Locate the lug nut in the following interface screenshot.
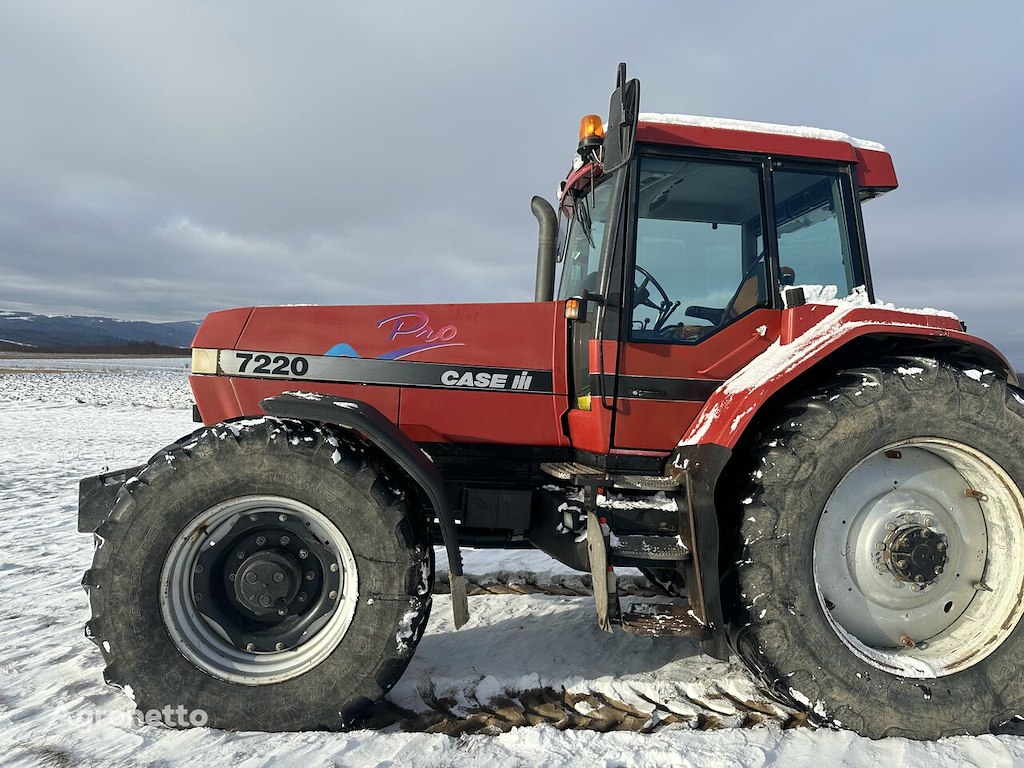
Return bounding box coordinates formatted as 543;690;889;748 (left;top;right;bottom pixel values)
249;514;258;521
194;593;203;602
277;609;286;616
256;536;266;546
885;522;897;532
195;564;204;574
228;573;236;582
875;542;886;551
278;514;288;522
329;590;338;600
297;592;307;602
275;642;285;651
280;536;290;545
935;566;944;575
937;542;947;551
258;595;272;607
330;563;339;573
272;571;286;584
299;549;308;559
305;571;315;581
890;579;902;589
245;642;255;651
923;517;935;527
897;559;908;569
236;550;246;560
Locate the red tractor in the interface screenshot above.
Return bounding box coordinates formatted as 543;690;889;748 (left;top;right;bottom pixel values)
80;65;1024;739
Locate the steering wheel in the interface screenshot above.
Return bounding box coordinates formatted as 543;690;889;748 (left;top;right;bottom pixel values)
634;265;679;331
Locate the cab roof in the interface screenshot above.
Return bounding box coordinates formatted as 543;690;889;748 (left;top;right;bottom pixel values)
636;112;897;194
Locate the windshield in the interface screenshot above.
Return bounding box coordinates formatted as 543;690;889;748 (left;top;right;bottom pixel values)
557;179;612;300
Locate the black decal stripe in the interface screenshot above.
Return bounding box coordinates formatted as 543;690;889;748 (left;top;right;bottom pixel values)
594;374;723;402
218;350;555;394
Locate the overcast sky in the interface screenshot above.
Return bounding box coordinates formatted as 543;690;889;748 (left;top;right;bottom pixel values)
1;2;1022;363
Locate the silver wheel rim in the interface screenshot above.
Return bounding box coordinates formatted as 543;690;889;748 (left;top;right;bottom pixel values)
160;495;359;685
814;438;1024;678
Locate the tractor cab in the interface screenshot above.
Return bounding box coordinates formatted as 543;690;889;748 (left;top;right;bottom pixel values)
549;70;898;455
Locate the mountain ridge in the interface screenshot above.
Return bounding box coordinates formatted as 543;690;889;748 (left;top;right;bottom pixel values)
0;310;199;351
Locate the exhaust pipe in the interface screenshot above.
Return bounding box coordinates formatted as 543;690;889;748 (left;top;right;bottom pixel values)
531;196;558;302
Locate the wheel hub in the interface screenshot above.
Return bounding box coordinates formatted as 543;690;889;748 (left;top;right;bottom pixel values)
234;550;302;616
814;438;1024;679
161;494;361;685
191;510;342;652
883;523;948;585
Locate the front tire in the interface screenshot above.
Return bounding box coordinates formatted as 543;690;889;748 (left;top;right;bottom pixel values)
728;360;1024;739
83;417;433;731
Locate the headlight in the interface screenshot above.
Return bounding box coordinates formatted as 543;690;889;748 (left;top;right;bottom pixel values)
190;348;219;374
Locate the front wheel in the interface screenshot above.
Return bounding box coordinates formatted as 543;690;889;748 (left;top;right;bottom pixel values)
728;360;1024;739
83;417;433;731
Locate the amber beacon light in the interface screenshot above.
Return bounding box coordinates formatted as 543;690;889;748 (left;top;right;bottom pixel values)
578;114;605;150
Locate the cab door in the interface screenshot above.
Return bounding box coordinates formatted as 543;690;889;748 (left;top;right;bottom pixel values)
611;152;866;451
611;152;778;451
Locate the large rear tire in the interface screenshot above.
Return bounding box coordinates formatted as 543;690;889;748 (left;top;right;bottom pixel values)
728;360;1024;739
83;417;433;731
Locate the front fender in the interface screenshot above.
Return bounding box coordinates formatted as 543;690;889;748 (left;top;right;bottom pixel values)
260;391;469;628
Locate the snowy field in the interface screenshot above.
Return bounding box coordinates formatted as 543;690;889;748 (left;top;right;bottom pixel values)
1;358;1023;767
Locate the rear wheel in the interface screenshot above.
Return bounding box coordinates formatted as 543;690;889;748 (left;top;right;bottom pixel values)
83;417;433;731
728;360;1024;739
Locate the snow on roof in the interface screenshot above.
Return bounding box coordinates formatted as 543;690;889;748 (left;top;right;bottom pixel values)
639;113;885;152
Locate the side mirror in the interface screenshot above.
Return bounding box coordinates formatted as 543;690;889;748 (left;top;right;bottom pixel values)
602;63;641;173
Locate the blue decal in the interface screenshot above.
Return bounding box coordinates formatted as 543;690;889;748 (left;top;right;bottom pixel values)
325;343;362;358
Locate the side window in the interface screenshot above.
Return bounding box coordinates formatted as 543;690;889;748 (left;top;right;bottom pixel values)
632;157;767;343
772;170;858;299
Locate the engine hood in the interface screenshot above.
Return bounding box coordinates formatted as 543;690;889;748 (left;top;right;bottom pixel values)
195;301;567;396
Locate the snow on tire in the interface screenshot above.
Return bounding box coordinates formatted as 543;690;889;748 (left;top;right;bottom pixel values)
727;359;1024;739
82;417;433;731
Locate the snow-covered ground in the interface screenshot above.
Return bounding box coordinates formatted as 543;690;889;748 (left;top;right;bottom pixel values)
1;358;1023;766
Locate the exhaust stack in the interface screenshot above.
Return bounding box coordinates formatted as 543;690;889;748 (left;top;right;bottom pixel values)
531;196;558;302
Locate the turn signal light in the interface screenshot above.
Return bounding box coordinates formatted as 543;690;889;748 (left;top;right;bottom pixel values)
564;297;589;322
578;114;605;142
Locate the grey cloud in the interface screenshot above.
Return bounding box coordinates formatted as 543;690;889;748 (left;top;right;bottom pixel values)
0;1;1021;364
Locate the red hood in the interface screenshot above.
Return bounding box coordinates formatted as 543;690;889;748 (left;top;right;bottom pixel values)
193;301;567;390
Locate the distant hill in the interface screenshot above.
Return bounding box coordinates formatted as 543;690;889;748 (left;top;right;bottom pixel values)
0;311;199;352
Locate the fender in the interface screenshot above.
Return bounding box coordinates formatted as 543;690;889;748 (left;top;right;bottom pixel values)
667;304;1013;657
679;303;1014;450
259;392;469;628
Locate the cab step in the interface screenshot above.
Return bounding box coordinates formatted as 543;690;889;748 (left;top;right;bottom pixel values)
612;534;689;561
618;599;708;638
540;461;680;491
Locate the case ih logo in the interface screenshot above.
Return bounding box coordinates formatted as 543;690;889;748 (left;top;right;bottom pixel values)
440;369;536;391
